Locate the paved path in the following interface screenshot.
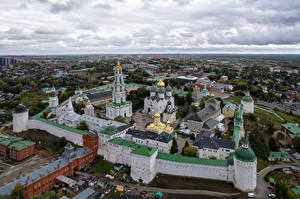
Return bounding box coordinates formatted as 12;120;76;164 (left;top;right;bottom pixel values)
256;163;300;199
255;106;284;121
0;162;11;169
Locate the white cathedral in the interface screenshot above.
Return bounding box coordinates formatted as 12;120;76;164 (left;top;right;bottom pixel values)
106;62;132;119
144;80;177;123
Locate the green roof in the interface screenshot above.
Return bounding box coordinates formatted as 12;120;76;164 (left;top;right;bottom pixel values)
8;140;35;151
268;151;289;160
282;123;300;138
232;126;240;149
201;89;209;94
32;117;88;135
242;96;253;102
132;145;157;157
157;152;228;167
234;104;243;123
108;137;157;157
269;178;275;184
0;135;23;146
234;140;256;162
155;192;163;197
292;186;300;195
99;126;119;136
107;101;131;107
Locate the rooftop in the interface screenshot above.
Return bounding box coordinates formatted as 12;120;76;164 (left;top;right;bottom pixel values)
282;123;300;138
108;137;157;157
157;152;228;167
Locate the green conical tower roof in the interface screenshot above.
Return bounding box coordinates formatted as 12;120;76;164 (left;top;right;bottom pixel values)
235;139;256;162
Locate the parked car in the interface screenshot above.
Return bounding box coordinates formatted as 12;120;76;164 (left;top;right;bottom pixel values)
248;193;256;198
268;193;276;199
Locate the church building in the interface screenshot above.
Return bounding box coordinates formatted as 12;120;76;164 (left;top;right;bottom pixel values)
106;61;132;119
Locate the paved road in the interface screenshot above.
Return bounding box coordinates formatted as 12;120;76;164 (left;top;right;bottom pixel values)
256;163;300;199
0;162;11;169
255;106;284;121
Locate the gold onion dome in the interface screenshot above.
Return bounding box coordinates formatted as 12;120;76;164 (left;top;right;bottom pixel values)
154;113;160;118
116;61;121;69
211;93;215;97
166;120;171;125
157;80;165;87
194;85;199;91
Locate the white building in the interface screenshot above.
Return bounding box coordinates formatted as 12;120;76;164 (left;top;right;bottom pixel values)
162;100;176;123
106;62;132;119
125;129;173;153
241;92;254;114
13;104;28;133
106;137;256;191
84;100;95;117
193;130;235;160
144;80;175;115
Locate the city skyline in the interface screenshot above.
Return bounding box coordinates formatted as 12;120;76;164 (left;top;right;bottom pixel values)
1;0;300;55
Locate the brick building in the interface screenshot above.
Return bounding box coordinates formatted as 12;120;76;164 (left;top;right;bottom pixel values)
9;140;35;161
0;135;35;161
0;143;95;199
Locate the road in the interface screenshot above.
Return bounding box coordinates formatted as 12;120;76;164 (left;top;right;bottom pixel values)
256;163;300;199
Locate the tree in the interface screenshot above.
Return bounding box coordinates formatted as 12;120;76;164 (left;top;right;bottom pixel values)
170;138;178;154
10;183;25;199
293;137;300;153
181;141;190;155
191;105;199;112
275;182;298;199
269;137;279;151
248;113;256;121
32;191;58;199
186;91;193;105
77;121;88;131
190;133;196;141
40;111;49;119
183;146;197;157
114;116;126;123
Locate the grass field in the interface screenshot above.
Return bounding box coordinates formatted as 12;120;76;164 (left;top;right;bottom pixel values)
91;155;114;176
254;108;283;129
257;158;269;172
152;174;239;193
226;96;241;103
274;110;300;124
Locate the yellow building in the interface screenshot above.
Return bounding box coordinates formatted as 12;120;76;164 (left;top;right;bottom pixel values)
147;113;173;134
222;103;236;118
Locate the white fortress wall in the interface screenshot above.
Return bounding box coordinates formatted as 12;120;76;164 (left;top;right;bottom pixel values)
28;119;83;146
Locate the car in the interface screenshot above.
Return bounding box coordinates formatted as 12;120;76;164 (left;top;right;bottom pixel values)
127;189;132;193
268;193;275;198
248;193;256;198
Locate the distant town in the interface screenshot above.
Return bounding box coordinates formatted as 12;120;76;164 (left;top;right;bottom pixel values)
0;54;299;199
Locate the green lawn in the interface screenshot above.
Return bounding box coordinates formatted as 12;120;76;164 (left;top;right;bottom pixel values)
254;108;283;129
91;155;114;175
274;110;300;124
226;96;241;103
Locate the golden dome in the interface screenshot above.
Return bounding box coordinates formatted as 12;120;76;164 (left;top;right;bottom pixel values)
211;93;215;97
154;112;160;118
116;61;121;69
166;120;171;125
194;85;199;91
157;80;165;87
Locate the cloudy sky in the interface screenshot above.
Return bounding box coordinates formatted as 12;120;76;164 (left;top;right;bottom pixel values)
1;0;300;55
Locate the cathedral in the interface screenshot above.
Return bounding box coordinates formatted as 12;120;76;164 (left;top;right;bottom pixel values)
144;80;177;122
106;62;132;119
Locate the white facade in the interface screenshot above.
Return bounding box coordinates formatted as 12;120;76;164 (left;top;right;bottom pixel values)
234;158;257;192
241;92;254;114
144;82;175;115
106;62;132;119
84;101;95;117
13;107;28;133
198;147;234;160
49;96;59;110
162;103;176;123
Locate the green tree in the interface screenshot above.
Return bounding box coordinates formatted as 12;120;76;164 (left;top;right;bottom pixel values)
186;91;193;105
181;141;190;155
269;137;279;151
293;137;300;153
10;182;25;199
191;105;199;112
275;182;298;199
170;138;178;154
77;121;88;131
183;146;197;157
190;133;196;141
40;111;49;119
114;116;126;123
